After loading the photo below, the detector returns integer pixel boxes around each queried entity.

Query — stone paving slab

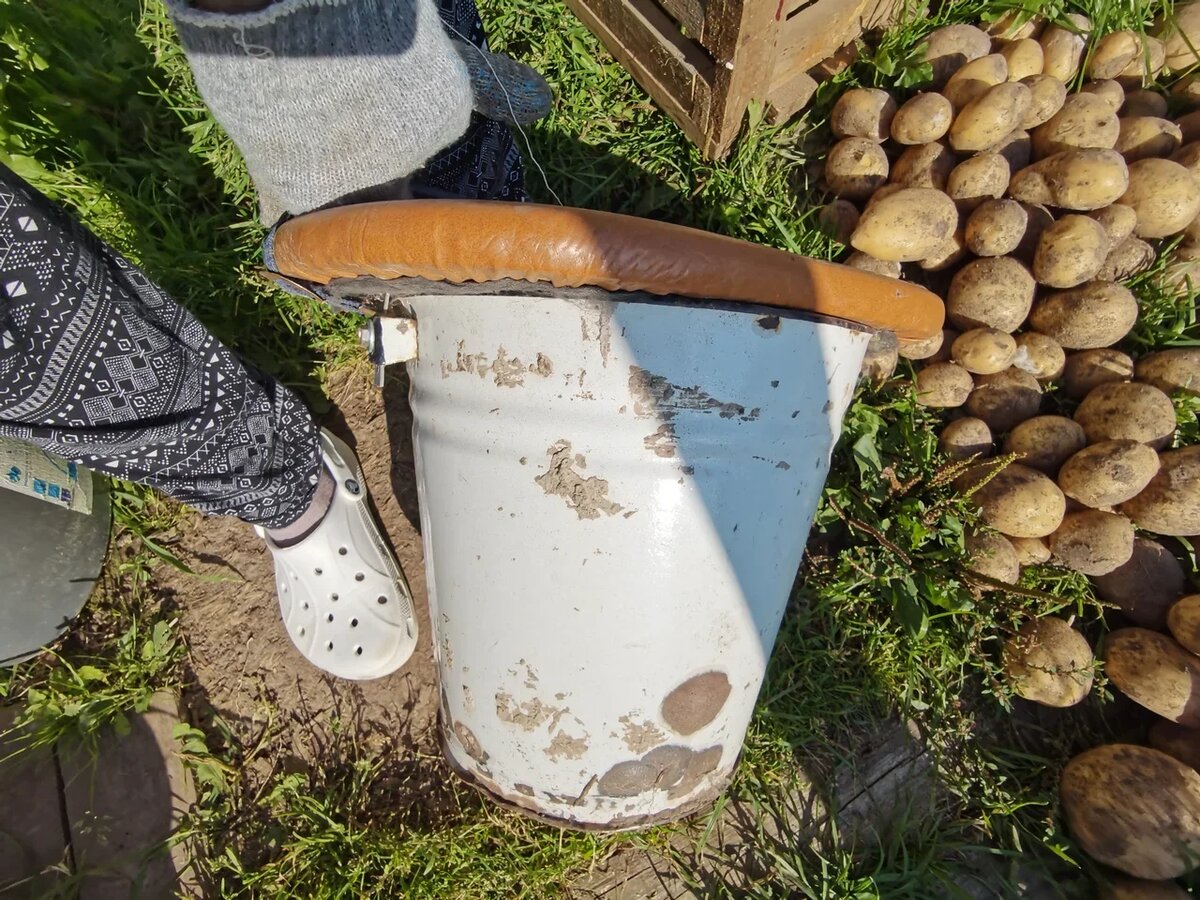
[0,692,195,899]
[59,692,196,899]
[0,706,71,898]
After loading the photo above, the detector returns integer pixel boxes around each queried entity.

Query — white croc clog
[256,429,418,680]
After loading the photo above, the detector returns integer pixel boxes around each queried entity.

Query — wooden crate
[565,0,897,157]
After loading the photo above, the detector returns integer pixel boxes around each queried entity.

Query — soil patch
[154,366,445,807]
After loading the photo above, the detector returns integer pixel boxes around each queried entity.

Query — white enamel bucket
[399,290,871,829]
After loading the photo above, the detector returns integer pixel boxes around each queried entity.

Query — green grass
[0,0,1198,896]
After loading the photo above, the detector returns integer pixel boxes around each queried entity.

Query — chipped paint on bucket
[403,292,870,829]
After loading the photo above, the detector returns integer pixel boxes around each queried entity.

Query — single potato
[967,461,1065,537]
[1003,617,1094,705]
[1010,535,1052,565]
[1116,117,1183,162]
[950,82,1033,152]
[1121,446,1200,536]
[1160,2,1200,70]
[1032,215,1108,288]
[1004,415,1086,474]
[1097,237,1156,281]
[851,188,958,261]
[890,92,954,144]
[1062,348,1134,399]
[845,251,902,278]
[818,199,860,244]
[1028,281,1139,349]
[1049,509,1135,575]
[967,367,1043,431]
[946,153,1011,211]
[965,199,1027,256]
[1135,348,1200,395]
[947,256,1036,332]
[1088,31,1143,80]
[1039,14,1089,82]
[952,327,1017,374]
[1012,331,1066,381]
[1060,743,1200,880]
[1104,629,1200,731]
[1117,158,1200,238]
[825,137,890,201]
[1009,148,1130,210]
[1075,381,1177,448]
[1031,93,1120,159]
[831,88,897,142]
[1057,440,1161,508]
[898,328,949,361]
[1001,38,1044,80]
[940,416,993,459]
[1168,595,1200,656]
[1094,537,1186,630]
[914,362,974,407]
[965,530,1021,584]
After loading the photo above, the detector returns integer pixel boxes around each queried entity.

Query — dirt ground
[154,366,449,804]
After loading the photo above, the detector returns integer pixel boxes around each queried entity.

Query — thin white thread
[445,24,563,206]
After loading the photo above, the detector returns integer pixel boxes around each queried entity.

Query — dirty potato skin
[940,417,992,459]
[1060,744,1200,880]
[1002,617,1094,706]
[1029,281,1139,350]
[965,530,1020,584]
[914,362,974,407]
[951,327,1016,374]
[1003,415,1085,474]
[1048,508,1135,575]
[1062,348,1134,399]
[1121,446,1200,536]
[1093,537,1186,631]
[850,187,958,261]
[1009,148,1129,210]
[1057,440,1160,508]
[1135,348,1200,395]
[1075,382,1176,448]
[890,92,953,144]
[969,462,1066,538]
[1104,629,1200,730]
[965,199,1027,256]
[831,88,897,142]
[965,367,1043,432]
[1168,595,1200,656]
[1032,215,1108,288]
[947,257,1036,332]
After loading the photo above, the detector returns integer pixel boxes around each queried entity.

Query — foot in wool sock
[452,40,552,127]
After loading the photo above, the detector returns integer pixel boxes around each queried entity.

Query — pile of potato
[820,9,1200,888]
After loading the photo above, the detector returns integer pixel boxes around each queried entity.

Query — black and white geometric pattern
[412,0,527,202]
[0,165,321,528]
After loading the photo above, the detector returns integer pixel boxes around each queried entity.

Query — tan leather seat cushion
[271,200,944,340]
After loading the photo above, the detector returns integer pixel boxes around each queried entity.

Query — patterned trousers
[0,166,323,529]
[0,0,524,528]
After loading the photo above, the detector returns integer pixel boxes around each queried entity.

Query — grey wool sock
[166,0,475,225]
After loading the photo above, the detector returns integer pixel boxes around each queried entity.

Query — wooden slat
[654,0,707,39]
[695,0,784,157]
[770,0,874,93]
[566,0,714,146]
